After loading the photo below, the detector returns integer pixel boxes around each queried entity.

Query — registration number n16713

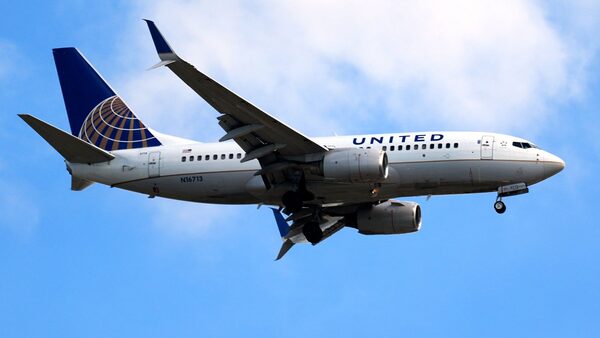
[180,175,203,183]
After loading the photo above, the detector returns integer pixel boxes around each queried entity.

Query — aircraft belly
[117,171,259,204]
[306,159,544,203]
[113,158,545,206]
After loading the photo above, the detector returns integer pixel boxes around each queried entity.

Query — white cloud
[104,0,598,237]
[109,0,595,138]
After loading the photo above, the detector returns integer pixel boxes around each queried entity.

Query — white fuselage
[69,131,564,206]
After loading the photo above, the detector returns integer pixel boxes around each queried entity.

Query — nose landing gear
[493,182,529,214]
[494,198,506,214]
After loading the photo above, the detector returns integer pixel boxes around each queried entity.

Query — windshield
[512,141,540,149]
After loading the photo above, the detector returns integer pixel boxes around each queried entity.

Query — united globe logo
[78,95,161,150]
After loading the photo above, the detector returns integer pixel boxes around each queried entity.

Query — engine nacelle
[321,148,388,183]
[356,200,422,235]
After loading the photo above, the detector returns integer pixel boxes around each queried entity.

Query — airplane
[20,20,565,260]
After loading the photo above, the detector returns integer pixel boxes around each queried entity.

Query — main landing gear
[281,171,314,214]
[302,221,323,245]
[493,182,529,214]
[282,191,304,213]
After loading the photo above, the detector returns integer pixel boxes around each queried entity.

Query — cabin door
[148,151,161,177]
[480,136,494,160]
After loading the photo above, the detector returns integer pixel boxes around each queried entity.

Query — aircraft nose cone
[544,154,565,177]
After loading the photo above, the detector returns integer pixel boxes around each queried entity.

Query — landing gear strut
[281,170,314,214]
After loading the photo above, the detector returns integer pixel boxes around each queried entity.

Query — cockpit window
[513,141,540,149]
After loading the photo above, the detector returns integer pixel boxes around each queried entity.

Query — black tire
[494,201,506,214]
[302,222,323,244]
[282,191,303,213]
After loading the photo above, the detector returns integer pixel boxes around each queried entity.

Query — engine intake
[356,200,421,235]
[321,148,388,183]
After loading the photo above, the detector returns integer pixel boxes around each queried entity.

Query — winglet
[276,239,294,261]
[270,208,290,237]
[144,19,174,54]
[144,19,179,66]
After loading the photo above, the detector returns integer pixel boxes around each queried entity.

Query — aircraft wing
[144,20,327,166]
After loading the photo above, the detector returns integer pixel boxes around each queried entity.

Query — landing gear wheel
[494,200,506,214]
[302,221,323,244]
[282,191,303,213]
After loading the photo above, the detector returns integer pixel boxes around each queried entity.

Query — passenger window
[382,146,387,151]
[221,154,226,160]
[454,143,458,148]
[205,155,210,161]
[438,143,442,149]
[213,154,218,160]
[181,156,186,162]
[414,145,419,150]
[189,156,194,162]
[446,143,450,149]
[197,155,202,161]
[429,144,434,149]
[390,145,395,151]
[406,145,411,150]
[237,153,242,159]
[422,144,426,150]
[229,153,234,159]
[398,145,403,151]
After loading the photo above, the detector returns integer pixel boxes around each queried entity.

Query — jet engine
[355,200,421,235]
[321,148,388,183]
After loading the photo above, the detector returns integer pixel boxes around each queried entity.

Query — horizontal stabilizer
[71,176,94,191]
[19,114,115,164]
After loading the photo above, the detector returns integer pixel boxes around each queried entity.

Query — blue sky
[1,1,599,337]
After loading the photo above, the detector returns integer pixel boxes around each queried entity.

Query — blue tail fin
[53,48,161,150]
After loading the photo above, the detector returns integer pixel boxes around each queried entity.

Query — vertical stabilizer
[52,48,161,150]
